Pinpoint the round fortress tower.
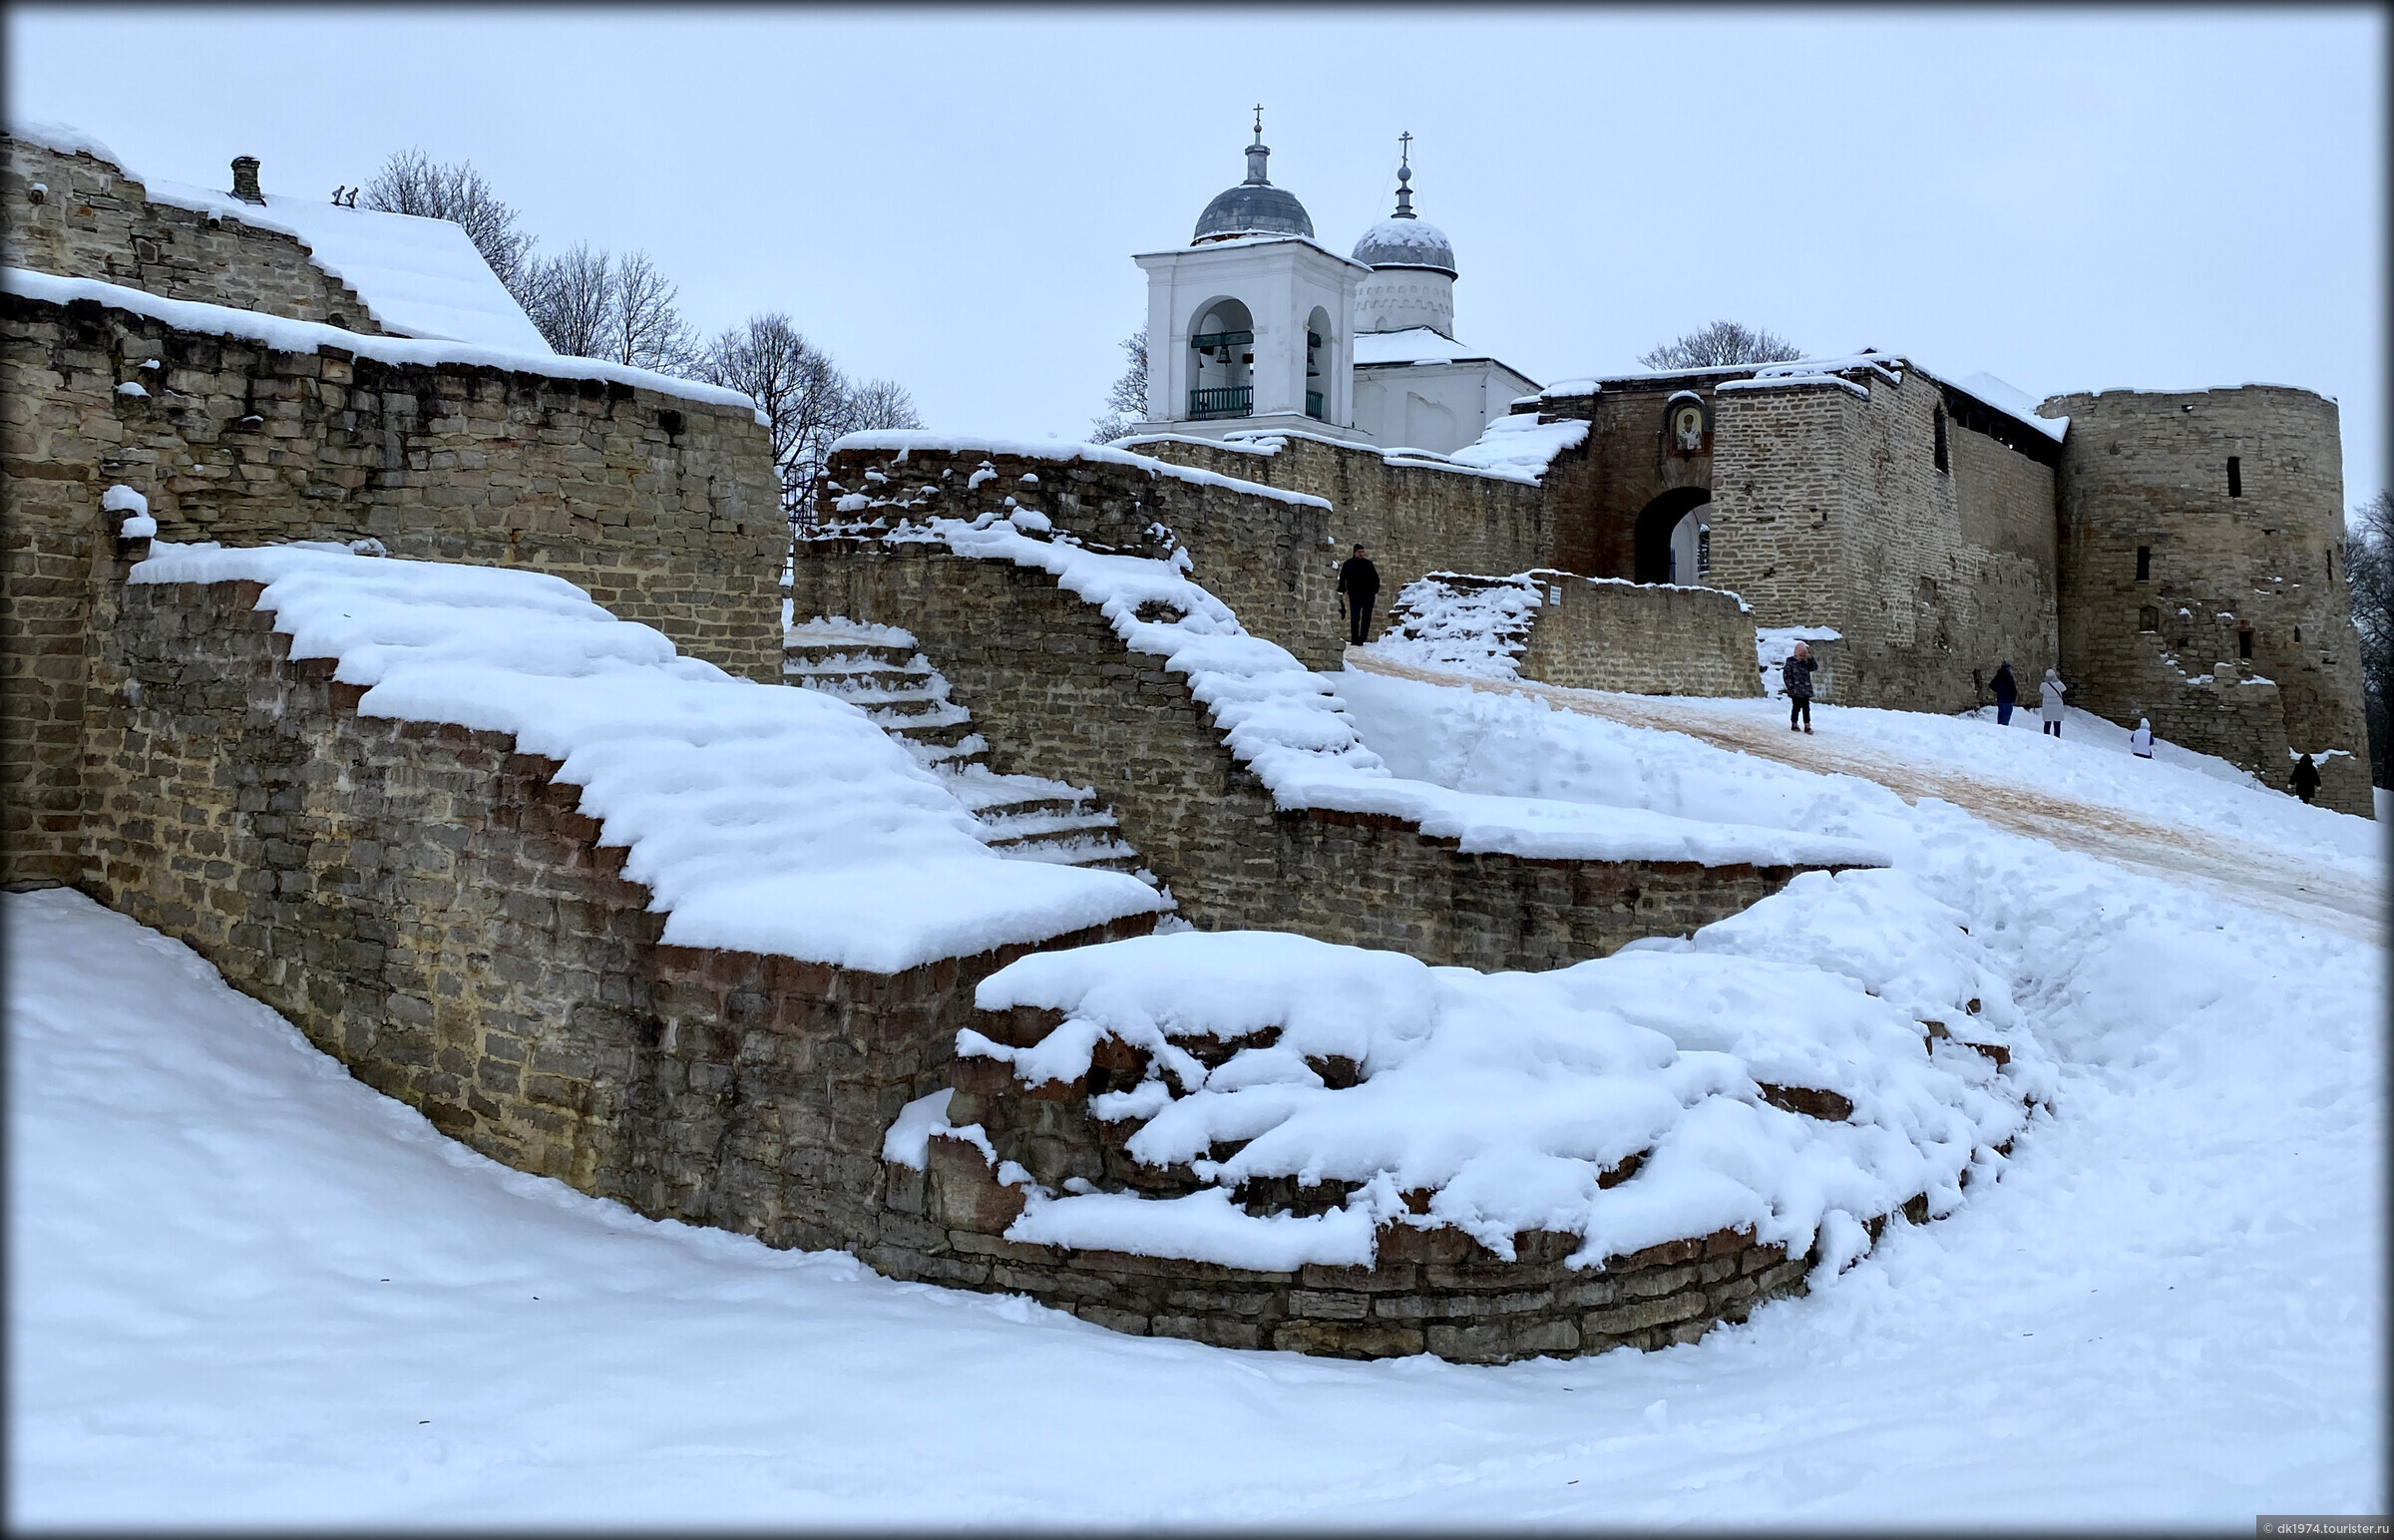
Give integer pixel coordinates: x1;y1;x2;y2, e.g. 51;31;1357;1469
2041;383;2373;815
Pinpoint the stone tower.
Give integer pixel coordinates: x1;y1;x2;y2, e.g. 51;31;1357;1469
2042;384;2373;815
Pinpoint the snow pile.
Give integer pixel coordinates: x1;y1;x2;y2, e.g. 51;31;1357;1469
1372;572;1542;678
101;483;155;539
913;516;1880;869
1954;371;2068;441
2;268;763;422
7;117;125;167
1443;411;1591;480
129;541;1162;970
963;874;2043;1272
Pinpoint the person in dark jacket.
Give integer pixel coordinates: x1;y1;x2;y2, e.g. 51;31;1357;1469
1783;640;1815;733
1337;545;1381;647
2291;753;2321;804
1991;659;2018;727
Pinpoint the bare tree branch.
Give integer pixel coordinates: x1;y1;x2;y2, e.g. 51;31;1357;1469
361;148;537;295
1090;327;1148;442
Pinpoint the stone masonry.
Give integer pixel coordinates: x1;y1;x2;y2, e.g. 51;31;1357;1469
2044;386;2373;815
1516;571;1761;696
80;566;1154;1258
4;135;380;332
2;289;783;886
790;538;1833;970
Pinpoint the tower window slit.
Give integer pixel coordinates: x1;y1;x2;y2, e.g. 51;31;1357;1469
2136;545;2151;580
1932;408;1948;472
2237;629;2253;660
2227;456;2242;498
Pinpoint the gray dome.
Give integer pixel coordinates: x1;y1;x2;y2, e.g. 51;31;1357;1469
1195;182;1315;242
1192;124;1314;243
1353;215;1454;275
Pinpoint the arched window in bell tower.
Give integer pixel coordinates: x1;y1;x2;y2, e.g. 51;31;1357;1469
1189;297;1255;420
1305;305;1332;422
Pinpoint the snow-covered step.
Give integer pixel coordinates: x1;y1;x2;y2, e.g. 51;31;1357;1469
786;619;1164;894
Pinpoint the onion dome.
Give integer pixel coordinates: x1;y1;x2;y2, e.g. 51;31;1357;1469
1193;111;1315;243
1351;137;1455;275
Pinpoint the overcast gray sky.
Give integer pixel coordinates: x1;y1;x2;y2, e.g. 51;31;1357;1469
10;6;2385;511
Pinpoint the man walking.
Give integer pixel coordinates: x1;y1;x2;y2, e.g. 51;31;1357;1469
1337;544;1381;647
1783;640;1815;733
2040;667;2067;738
1991;659;2018;727
2291;753;2321;804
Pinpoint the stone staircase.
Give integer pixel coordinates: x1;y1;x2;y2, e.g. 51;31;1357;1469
784;618;1159;887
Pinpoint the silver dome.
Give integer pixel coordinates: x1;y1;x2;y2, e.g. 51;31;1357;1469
1192;122;1314;243
1352;216;1454;275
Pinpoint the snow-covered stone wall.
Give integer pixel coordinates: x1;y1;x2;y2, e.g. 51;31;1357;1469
0;280;784;886
1377;569;1762;697
4;132;382;334
792;529;1872;968
69;554;1158;1258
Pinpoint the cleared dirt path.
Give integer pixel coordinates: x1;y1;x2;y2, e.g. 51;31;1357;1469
1345;651;2386;945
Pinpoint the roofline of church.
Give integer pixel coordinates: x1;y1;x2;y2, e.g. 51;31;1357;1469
1133;235;1374;272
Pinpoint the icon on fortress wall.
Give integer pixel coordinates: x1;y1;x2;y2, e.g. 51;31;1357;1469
1665;392;1712;457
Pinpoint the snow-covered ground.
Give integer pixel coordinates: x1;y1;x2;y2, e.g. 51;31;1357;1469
8;661;2385;1526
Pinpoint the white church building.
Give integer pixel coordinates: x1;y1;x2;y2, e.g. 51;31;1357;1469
1133;120;1537;457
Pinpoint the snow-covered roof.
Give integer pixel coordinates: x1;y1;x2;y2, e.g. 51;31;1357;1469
6;118;546;354
1542;353;2070;444
1131;232;1373;271
140;174;549;354
1441;412;1592;482
1353;326;1483;366
2;268;761;419
128;540;1165;970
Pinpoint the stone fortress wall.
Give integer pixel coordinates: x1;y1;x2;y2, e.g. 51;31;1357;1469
1;288;784;886
2043;386;2373;815
789;537;1815;970
4;136;380;332
1515;572;1762;696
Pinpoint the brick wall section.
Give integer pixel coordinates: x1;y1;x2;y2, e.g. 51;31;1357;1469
2045;386;2373;815
4;136;380;331
78;570;1153;1256
790;539;1828;970
1709;375;2059;714
1126;432;1557;655
818;441;1345;669
2;291;783;883
1515;571;1761;696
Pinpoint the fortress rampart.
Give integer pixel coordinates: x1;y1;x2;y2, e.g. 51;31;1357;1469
3;136;380;331
2;287;783;885
2045;385;2371;814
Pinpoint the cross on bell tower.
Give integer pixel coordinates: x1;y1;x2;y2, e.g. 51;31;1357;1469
1394;131;1415;218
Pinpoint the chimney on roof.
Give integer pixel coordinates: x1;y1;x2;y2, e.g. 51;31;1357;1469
230;156;263;204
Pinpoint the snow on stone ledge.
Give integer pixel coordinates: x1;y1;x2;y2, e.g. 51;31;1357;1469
828;430;1331;510
6;117;124;168
1441;413;1591;481
919;517;1882;870
1373;573;1542;679
970;871;2048;1271
129;541;1164;971
2;268;766;424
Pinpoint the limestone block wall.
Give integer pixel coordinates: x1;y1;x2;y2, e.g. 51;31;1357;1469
818;440;1344;669
4;135;379;331
2;289;782;884
1709;372;2060;715
1125;431;1556;652
1528;380;1716;581
790;539;1820;970
78;571;1151;1257
1515;571;1761;697
2045;386;2372;814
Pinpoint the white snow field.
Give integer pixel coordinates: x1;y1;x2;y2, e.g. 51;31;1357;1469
8;660;2386;1527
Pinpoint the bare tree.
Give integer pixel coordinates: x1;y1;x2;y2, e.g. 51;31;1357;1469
1639;319;1803;371
361;148;537;295
2345;490;2394;787
1090;328;1148;442
834;377;924;437
606;250;695;374
523;241;615;359
694;314;853;516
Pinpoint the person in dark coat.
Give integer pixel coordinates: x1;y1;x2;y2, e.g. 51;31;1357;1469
2291;753;2321;804
1783;640;1816;733
1991;660;2018;727
1337;545;1381;647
